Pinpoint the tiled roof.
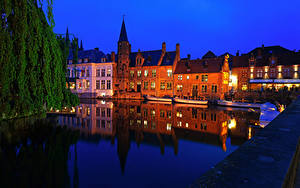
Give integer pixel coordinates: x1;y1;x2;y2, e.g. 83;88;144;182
232;56;249;68
202;51;217;59
68;49;108;63
247;45;293;56
129;50;176;67
174;58;224;74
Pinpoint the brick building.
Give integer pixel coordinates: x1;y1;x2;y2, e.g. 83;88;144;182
231;45;300;92
173;53;230;100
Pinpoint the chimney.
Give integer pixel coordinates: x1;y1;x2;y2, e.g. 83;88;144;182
187;54;191;60
262;44;265;50
176;43;180;57
94;47;99;51
236;50;240;56
111;51;115;62
162;42;166;54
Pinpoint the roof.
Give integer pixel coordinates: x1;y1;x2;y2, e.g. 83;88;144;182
129;50;176;67
174;58;224;74
247;46;293;56
68;49;109;63
202;51;217;59
118;19;128;42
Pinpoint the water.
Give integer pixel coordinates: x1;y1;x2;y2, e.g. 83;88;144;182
0;100;261;188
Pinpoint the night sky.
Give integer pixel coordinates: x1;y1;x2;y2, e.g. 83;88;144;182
53;0;300;58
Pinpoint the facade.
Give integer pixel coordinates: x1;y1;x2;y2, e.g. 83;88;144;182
113;19;180;98
67;49;115;98
173;54;230;100
231;45;300;92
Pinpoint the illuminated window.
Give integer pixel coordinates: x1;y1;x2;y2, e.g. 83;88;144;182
144;120;148;126
84;58;89;63
160;82;165;90
81;69;85;77
107;68;111;77
187;75;190;80
137;70;142;77
167;69;172;77
177;121;182;127
167;111;172;118
167;82;172;90
283;68;291;78
86;80;90;89
130;70;134;77
78;82;82;89
101;80;105;89
144;70;148;77
144;81;148;89
256;69;263;78
178;75;182;80
242;84;248;91
107;80;111;89
96;80;100;89
151;110;155;117
152;69;156;77
167;123;172;131
177;85;183;91
201;85;207;93
176;111;182;117
151;81;155;89
69;60;73;64
186;123;189;128
201;75;208;82
130;82;134;89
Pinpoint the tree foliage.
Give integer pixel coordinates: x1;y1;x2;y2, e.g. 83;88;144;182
0;0;79;120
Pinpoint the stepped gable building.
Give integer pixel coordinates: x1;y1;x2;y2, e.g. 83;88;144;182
114;19;180;98
231;45;300;91
67;48;116;98
173;52;230;100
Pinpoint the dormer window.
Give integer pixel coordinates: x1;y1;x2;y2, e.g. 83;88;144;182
249;60;255;66
101;58;106;63
147;56;152;62
78;59;82;63
84;58;89;63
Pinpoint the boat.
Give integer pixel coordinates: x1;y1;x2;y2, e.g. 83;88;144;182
174;103;208;108
143;95;172;102
217;100;261;109
173;97;208;105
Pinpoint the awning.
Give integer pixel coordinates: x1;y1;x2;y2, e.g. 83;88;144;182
249;79;300;84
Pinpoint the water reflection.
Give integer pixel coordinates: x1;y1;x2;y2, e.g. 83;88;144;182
56;100;260;173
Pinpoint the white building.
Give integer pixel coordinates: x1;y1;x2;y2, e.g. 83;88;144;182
67;49;116;98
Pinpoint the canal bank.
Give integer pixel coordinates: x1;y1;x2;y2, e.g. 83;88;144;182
191;97;300;188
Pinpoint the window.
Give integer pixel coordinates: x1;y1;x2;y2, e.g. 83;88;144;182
101;108;105;117
107;80;111;89
152;69;156;77
187;75;190;80
130;70;134;77
96;69;100;77
177;85;183;91
78;82;82;89
130;82;134;89
160;82;165;90
84;58;89;63
143;109;148;117
178;75;182;80
96;80;100;89
96;120;100;128
151;81;155;89
101;120;105;128
212;85;217;93
160;110;165;118
101;69;106;77
257;69;263;78
269;68;276;78
107;121;111;128
101;80;105;89
202;75;208;82
137;70;142;77
202;85;207;93
167;82;172;90
81;69;85;77
144;70;148;77
69;60;73;64
86;69;90;77
96;107;100;117
144;81;148;89
167;69;172;77
196;75;199;80
211;113;217;121
151;110;155;117
107;108;111;118
167;111;172;119
201;112;206;120
283;68;291;78
86;80;90;89
107;68;111;77
242;84;248;91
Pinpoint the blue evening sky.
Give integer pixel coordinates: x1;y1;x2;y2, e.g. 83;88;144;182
53;0;300;58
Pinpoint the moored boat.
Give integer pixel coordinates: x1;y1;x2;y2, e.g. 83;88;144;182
217;100;261;109
143;95;172;102
173;97;208;105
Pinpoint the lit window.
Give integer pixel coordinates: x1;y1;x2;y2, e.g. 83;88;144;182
144;81;148;89
167;69;172;77
186;123;189;128
242;84;248;91
167;123;172;131
160;82;165;90
152;69;156;77
178;75;182;80
107;80;111;89
101;80;105;89
160;110;165;117
144;120;148;126
151;81;155;89
167;82;172;90
137;70;141;77
144;70;148;77
201;75;208;82
177;121;182;127
107;68;111;77
176;111;182;117
84;58;89;63
177;85;183;91
201;85;207;93
256;69;263;78
86;80;90;89
130;82;134;89
130;70;134;77
187;75;190;79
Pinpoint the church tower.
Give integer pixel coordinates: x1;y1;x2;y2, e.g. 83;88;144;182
115;18;131;93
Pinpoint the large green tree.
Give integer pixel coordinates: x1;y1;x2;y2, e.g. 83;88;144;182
0;0;78;120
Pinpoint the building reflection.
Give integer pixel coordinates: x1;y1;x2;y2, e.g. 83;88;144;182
57;100;260;172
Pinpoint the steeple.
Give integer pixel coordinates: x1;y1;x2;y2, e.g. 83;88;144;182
118;18;128;42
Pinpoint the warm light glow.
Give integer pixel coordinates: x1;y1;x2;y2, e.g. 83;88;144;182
167;123;172;131
228;119;236;129
230;75;238;87
294;65;298;72
242;84;248;91
248;127;252;139
250;67;254;73
185;123;189;128
278;66;282;72
250;73;254;79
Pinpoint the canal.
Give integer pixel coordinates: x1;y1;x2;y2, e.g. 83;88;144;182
0;100;262;187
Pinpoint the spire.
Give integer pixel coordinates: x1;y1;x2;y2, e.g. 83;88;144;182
118;17;128;42
66;27;70;42
80;40;83;51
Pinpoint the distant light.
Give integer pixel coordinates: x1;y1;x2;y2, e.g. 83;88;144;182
228;119;236;129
